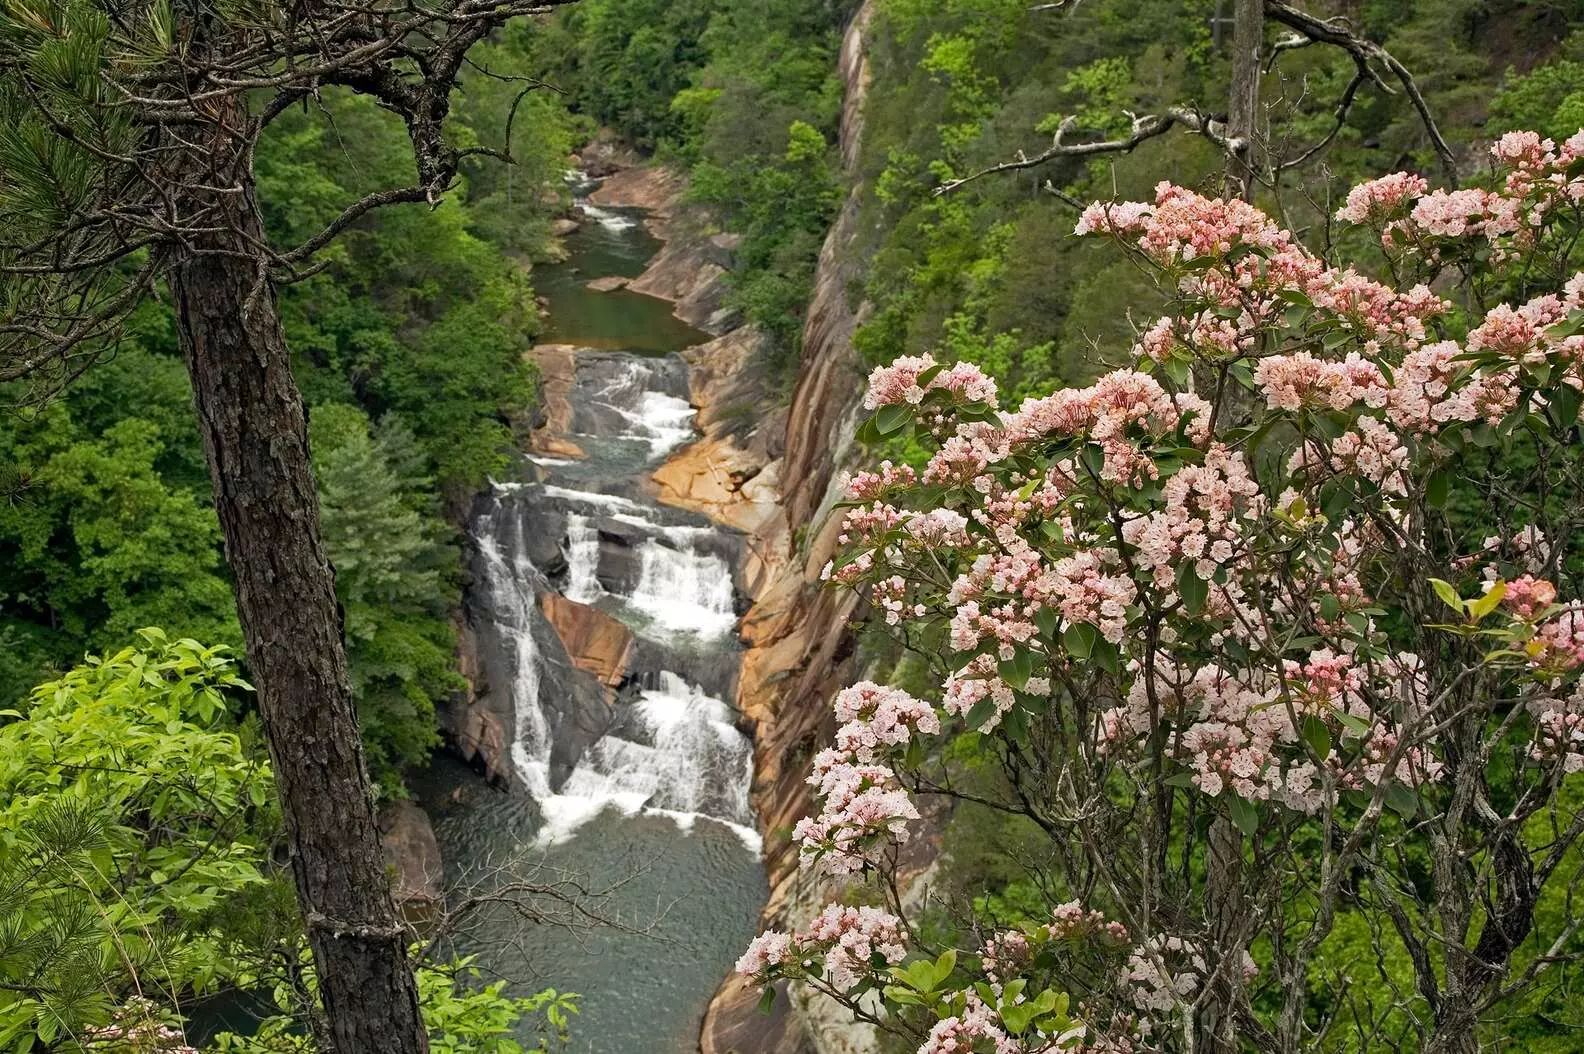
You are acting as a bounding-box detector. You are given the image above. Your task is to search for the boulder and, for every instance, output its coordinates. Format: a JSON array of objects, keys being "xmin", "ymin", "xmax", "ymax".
[
  {"xmin": 539, "ymin": 592, "xmax": 635, "ymax": 689},
  {"xmin": 550, "ymin": 217, "xmax": 581, "ymax": 237},
  {"xmin": 527, "ymin": 344, "xmax": 583, "ymax": 457},
  {"xmin": 586, "ymin": 275, "xmax": 630, "ymax": 292},
  {"xmin": 379, "ymin": 799, "xmax": 445, "ymax": 921},
  {"xmin": 578, "ymin": 131, "xmax": 643, "ymax": 178}
]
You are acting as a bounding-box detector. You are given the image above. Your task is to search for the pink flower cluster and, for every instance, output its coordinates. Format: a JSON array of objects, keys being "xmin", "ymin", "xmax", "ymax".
[
  {"xmin": 1121, "ymin": 444, "xmax": 1263, "ymax": 589},
  {"xmin": 864, "ymin": 353, "xmax": 998, "ymax": 410},
  {"xmin": 736, "ymin": 905, "xmax": 907, "ymax": 993},
  {"xmin": 1253, "ymin": 351, "xmax": 1389, "ymax": 413},
  {"xmin": 794, "ymin": 753, "xmax": 920, "ymax": 874},
  {"xmin": 1335, "ymin": 171, "xmax": 1428, "ymax": 225},
  {"xmin": 833, "ymin": 681, "xmax": 941, "ymax": 761},
  {"xmin": 1529, "ymin": 687, "xmax": 1584, "ymax": 773},
  {"xmin": 1534, "ymin": 610, "xmax": 1584, "ymax": 674},
  {"xmin": 942, "ymin": 654, "xmax": 1020, "ymax": 732},
  {"xmin": 1501, "ymin": 575, "xmax": 1558, "ymax": 620},
  {"xmin": 1120, "ymin": 936, "xmax": 1207, "ymax": 1014},
  {"xmin": 802, "ymin": 904, "xmax": 909, "ymax": 990},
  {"xmin": 844, "ymin": 460, "xmax": 919, "ymax": 501},
  {"xmin": 917, "ymin": 992, "xmax": 1022, "ymax": 1054},
  {"xmin": 1048, "ymin": 900, "xmax": 1131, "ymax": 944}
]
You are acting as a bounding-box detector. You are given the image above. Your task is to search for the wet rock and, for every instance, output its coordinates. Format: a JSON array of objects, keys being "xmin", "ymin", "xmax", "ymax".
[
  {"xmin": 443, "ymin": 617, "xmax": 513, "ymax": 787},
  {"xmin": 588, "ymin": 165, "xmax": 687, "ymax": 221},
  {"xmin": 586, "ymin": 275, "xmax": 630, "ymax": 292},
  {"xmin": 550, "ymin": 217, "xmax": 581, "ymax": 237}
]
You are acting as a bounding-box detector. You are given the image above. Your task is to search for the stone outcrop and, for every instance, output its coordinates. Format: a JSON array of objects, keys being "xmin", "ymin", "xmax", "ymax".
[
  {"xmin": 527, "ymin": 344, "xmax": 586, "ymax": 460},
  {"xmin": 586, "ymin": 275, "xmax": 630, "ymax": 292},
  {"xmin": 379, "ymin": 799, "xmax": 445, "ymax": 923},
  {"xmin": 574, "ymin": 128, "xmax": 644, "ymax": 177},
  {"xmin": 539, "ymin": 592, "xmax": 635, "ymax": 691},
  {"xmin": 650, "ymin": 327, "xmax": 785, "ymax": 541}
]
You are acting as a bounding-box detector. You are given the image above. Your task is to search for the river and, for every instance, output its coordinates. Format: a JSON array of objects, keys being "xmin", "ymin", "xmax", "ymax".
[{"xmin": 413, "ymin": 178, "xmax": 767, "ymax": 1053}]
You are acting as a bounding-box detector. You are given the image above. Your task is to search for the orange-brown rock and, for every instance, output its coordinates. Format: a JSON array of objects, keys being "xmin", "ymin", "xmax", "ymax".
[
  {"xmin": 527, "ymin": 344, "xmax": 586, "ymax": 459},
  {"xmin": 538, "ymin": 592, "xmax": 634, "ymax": 689},
  {"xmin": 443, "ymin": 618, "xmax": 513, "ymax": 786}
]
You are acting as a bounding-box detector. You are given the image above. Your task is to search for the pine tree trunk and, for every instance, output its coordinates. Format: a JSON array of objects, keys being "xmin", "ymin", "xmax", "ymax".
[
  {"xmin": 1224, "ymin": 0, "xmax": 1263, "ymax": 200},
  {"xmin": 167, "ymin": 117, "xmax": 429, "ymax": 1054}
]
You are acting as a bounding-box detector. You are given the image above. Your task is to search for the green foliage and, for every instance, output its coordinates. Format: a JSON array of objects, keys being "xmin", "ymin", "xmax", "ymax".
[
  {"xmin": 0, "ymin": 334, "xmax": 241, "ymax": 701},
  {"xmin": 210, "ymin": 955, "xmax": 579, "ymax": 1054},
  {"xmin": 256, "ymin": 88, "xmax": 545, "ymax": 499},
  {"xmin": 533, "ymin": 0, "xmax": 715, "ymax": 150},
  {"xmin": 0, "ymin": 631, "xmax": 279, "ymax": 1049},
  {"xmin": 309, "ymin": 404, "xmax": 457, "ymax": 795},
  {"xmin": 1491, "ymin": 33, "xmax": 1584, "ymax": 141}
]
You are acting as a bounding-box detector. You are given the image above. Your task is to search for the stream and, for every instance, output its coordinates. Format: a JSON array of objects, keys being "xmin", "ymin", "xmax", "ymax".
[{"xmin": 413, "ymin": 178, "xmax": 767, "ymax": 1053}]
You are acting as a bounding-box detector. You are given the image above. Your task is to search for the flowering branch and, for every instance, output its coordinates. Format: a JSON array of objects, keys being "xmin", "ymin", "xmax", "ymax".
[{"xmin": 741, "ymin": 130, "xmax": 1584, "ymax": 1053}]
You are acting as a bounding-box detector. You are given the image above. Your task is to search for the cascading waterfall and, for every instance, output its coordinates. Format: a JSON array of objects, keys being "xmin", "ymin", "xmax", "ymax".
[
  {"xmin": 577, "ymin": 201, "xmax": 639, "ymax": 232},
  {"xmin": 473, "ymin": 504, "xmax": 554, "ymax": 799},
  {"xmin": 469, "ymin": 355, "xmax": 753, "ymax": 848},
  {"xmin": 563, "ymin": 513, "xmax": 602, "ymax": 604},
  {"xmin": 628, "ymin": 540, "xmax": 738, "ymax": 639},
  {"xmin": 587, "ymin": 358, "xmax": 698, "ymax": 458}
]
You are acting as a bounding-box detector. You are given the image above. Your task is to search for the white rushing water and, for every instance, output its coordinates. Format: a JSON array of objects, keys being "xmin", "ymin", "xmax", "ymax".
[
  {"xmin": 586, "ymin": 360, "xmax": 699, "ymax": 457},
  {"xmin": 628, "ymin": 540, "xmax": 738, "ymax": 639},
  {"xmin": 474, "ymin": 518, "xmax": 555, "ymax": 800},
  {"xmin": 543, "ymin": 672, "xmax": 758, "ymax": 850},
  {"xmin": 564, "ymin": 513, "xmax": 603, "ymax": 604},
  {"xmin": 577, "ymin": 201, "xmax": 640, "ymax": 232}
]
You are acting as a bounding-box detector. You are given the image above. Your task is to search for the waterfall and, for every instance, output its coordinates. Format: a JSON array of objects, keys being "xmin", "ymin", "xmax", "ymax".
[
  {"xmin": 564, "ymin": 513, "xmax": 602, "ymax": 603},
  {"xmin": 588, "ymin": 359, "xmax": 698, "ymax": 458},
  {"xmin": 550, "ymin": 672, "xmax": 757, "ymax": 849},
  {"xmin": 628, "ymin": 540, "xmax": 737, "ymax": 639},
  {"xmin": 465, "ymin": 350, "xmax": 754, "ymax": 850},
  {"xmin": 474, "ymin": 504, "xmax": 554, "ymax": 799}
]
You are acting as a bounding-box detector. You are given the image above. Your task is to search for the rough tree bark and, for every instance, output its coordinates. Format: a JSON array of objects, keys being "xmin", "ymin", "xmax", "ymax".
[
  {"xmin": 167, "ymin": 105, "xmax": 428, "ymax": 1054},
  {"xmin": 1225, "ymin": 0, "xmax": 1264, "ymax": 199}
]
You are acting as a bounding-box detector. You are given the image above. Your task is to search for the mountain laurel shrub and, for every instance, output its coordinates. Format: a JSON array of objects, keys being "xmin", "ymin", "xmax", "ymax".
[{"xmin": 737, "ymin": 131, "xmax": 1584, "ymax": 1053}]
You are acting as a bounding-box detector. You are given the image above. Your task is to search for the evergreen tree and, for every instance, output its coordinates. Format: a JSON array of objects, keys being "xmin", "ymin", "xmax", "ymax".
[{"xmin": 0, "ymin": 0, "xmax": 573, "ymax": 1047}]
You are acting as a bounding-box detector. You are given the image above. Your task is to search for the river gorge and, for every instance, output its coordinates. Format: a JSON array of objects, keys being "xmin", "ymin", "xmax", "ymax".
[{"xmin": 402, "ymin": 7, "xmax": 882, "ymax": 1051}]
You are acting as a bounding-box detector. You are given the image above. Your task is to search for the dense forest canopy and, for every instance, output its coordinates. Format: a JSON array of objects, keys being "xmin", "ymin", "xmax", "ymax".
[{"xmin": 8, "ymin": 0, "xmax": 1584, "ymax": 1049}]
